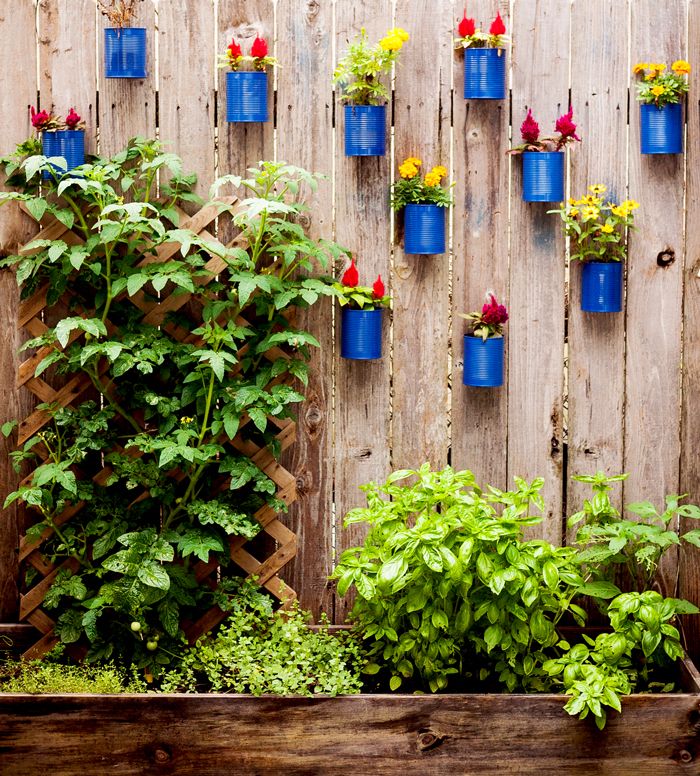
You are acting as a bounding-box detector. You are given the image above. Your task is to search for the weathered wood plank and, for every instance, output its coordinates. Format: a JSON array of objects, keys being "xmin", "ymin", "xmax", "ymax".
[
  {"xmin": 392, "ymin": 0, "xmax": 452, "ymax": 472},
  {"xmin": 275, "ymin": 0, "xmax": 334, "ymax": 619},
  {"xmin": 97, "ymin": 0, "xmax": 156, "ymax": 158},
  {"xmin": 625, "ymin": 0, "xmax": 685, "ymax": 595},
  {"xmin": 1, "ymin": 693, "xmax": 699, "ymax": 775},
  {"xmin": 567, "ymin": 0, "xmax": 628, "ymax": 527},
  {"xmin": 333, "ymin": 0, "xmax": 393, "ymax": 623},
  {"xmin": 450, "ymin": 0, "xmax": 510, "ymax": 489},
  {"xmin": 508, "ymin": 0, "xmax": 569, "ymax": 543}
]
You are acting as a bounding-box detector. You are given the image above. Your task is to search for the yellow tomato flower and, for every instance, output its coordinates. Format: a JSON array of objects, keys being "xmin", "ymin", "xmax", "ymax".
[
  {"xmin": 581, "ymin": 206, "xmax": 600, "ymax": 220},
  {"xmin": 399, "ymin": 161, "xmax": 419, "ymax": 178},
  {"xmin": 588, "ymin": 184, "xmax": 607, "ymax": 195},
  {"xmin": 600, "ymin": 224, "xmax": 615, "ymax": 234},
  {"xmin": 672, "ymin": 59, "xmax": 691, "ymax": 75},
  {"xmin": 380, "ymin": 33, "xmax": 403, "ymax": 51},
  {"xmin": 424, "ymin": 171, "xmax": 442, "ymax": 187}
]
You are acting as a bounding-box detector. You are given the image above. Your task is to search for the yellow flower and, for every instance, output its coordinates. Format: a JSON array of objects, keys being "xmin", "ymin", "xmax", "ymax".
[
  {"xmin": 600, "ymin": 224, "xmax": 614, "ymax": 233},
  {"xmin": 568, "ymin": 197, "xmax": 578, "ymax": 205},
  {"xmin": 405, "ymin": 156, "xmax": 422, "ymax": 167},
  {"xmin": 650, "ymin": 84, "xmax": 665, "ymax": 97},
  {"xmin": 621, "ymin": 199, "xmax": 639, "ymax": 211},
  {"xmin": 431, "ymin": 165, "xmax": 447, "ymax": 179},
  {"xmin": 569, "ymin": 208, "xmax": 579, "ymax": 217},
  {"xmin": 588, "ymin": 184, "xmax": 607, "ymax": 195},
  {"xmin": 611, "ymin": 205, "xmax": 627, "ymax": 218},
  {"xmin": 581, "ymin": 206, "xmax": 600, "ymax": 220},
  {"xmin": 633, "ymin": 62, "xmax": 648, "ymax": 74},
  {"xmin": 424, "ymin": 171, "xmax": 442, "ymax": 187},
  {"xmin": 180, "ymin": 416, "xmax": 194, "ymax": 424},
  {"xmin": 581, "ymin": 194, "xmax": 602, "ymax": 205},
  {"xmin": 672, "ymin": 59, "xmax": 691, "ymax": 75},
  {"xmin": 380, "ymin": 33, "xmax": 403, "ymax": 51},
  {"xmin": 389, "ymin": 27, "xmax": 409, "ymax": 42},
  {"xmin": 399, "ymin": 161, "xmax": 419, "ymax": 178}
]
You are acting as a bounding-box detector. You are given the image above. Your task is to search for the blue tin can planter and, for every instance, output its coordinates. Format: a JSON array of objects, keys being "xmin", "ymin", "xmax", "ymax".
[
  {"xmin": 463, "ymin": 48, "xmax": 507, "ymax": 100},
  {"xmin": 341, "ymin": 308, "xmax": 383, "ymax": 360},
  {"xmin": 581, "ymin": 261, "xmax": 623, "ymax": 313},
  {"xmin": 104, "ymin": 27, "xmax": 147, "ymax": 79},
  {"xmin": 463, "ymin": 335, "xmax": 504, "ymax": 388},
  {"xmin": 226, "ymin": 71, "xmax": 268, "ymax": 123},
  {"xmin": 60, "ymin": 130, "xmax": 85, "ymax": 172},
  {"xmin": 344, "ymin": 104, "xmax": 386, "ymax": 157},
  {"xmin": 640, "ymin": 103, "xmax": 683, "ymax": 154},
  {"xmin": 41, "ymin": 131, "xmax": 62, "ymax": 180},
  {"xmin": 522, "ymin": 151, "xmax": 564, "ymax": 202},
  {"xmin": 404, "ymin": 204, "xmax": 446, "ymax": 255}
]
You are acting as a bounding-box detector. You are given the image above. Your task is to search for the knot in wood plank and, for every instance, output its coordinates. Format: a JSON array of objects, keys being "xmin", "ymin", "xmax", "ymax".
[
  {"xmin": 657, "ymin": 248, "xmax": 675, "ymax": 268},
  {"xmin": 416, "ymin": 729, "xmax": 446, "ymax": 752}
]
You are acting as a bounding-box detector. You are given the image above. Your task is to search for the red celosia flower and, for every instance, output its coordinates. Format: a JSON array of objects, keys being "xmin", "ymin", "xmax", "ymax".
[
  {"xmin": 520, "ymin": 109, "xmax": 540, "ymax": 144},
  {"xmin": 458, "ymin": 11, "xmax": 476, "ymax": 38},
  {"xmin": 30, "ymin": 106, "xmax": 51, "ymax": 130},
  {"xmin": 481, "ymin": 294, "xmax": 508, "ymax": 325},
  {"xmin": 251, "ymin": 36, "xmax": 268, "ymax": 59},
  {"xmin": 555, "ymin": 107, "xmax": 580, "ymax": 142},
  {"xmin": 341, "ymin": 258, "xmax": 359, "ymax": 287},
  {"xmin": 372, "ymin": 274, "xmax": 385, "ymax": 299},
  {"xmin": 228, "ymin": 38, "xmax": 242, "ymax": 60},
  {"xmin": 65, "ymin": 108, "xmax": 81, "ymax": 130},
  {"xmin": 489, "ymin": 12, "xmax": 506, "ymax": 36}
]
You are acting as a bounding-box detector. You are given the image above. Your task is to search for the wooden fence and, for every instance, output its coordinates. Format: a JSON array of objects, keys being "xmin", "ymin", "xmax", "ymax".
[{"xmin": 1, "ymin": 0, "xmax": 700, "ymax": 641}]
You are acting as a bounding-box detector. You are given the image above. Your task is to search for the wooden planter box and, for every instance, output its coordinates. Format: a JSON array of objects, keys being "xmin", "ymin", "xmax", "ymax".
[{"xmin": 2, "ymin": 660, "xmax": 699, "ymax": 776}]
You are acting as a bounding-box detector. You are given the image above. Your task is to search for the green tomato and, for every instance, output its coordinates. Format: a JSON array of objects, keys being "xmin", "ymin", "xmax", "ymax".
[
  {"xmin": 130, "ymin": 621, "xmax": 142, "ymax": 632},
  {"xmin": 146, "ymin": 640, "xmax": 158, "ymax": 651}
]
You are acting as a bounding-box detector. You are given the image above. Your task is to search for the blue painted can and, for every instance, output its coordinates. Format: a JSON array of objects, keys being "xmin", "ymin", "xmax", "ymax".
[
  {"xmin": 640, "ymin": 103, "xmax": 683, "ymax": 154},
  {"xmin": 226, "ymin": 71, "xmax": 268, "ymax": 122},
  {"xmin": 60, "ymin": 130, "xmax": 85, "ymax": 171},
  {"xmin": 581, "ymin": 261, "xmax": 623, "ymax": 313},
  {"xmin": 341, "ymin": 307, "xmax": 383, "ymax": 360},
  {"xmin": 104, "ymin": 27, "xmax": 147, "ymax": 79},
  {"xmin": 344, "ymin": 104, "xmax": 386, "ymax": 156},
  {"xmin": 404, "ymin": 204, "xmax": 446, "ymax": 255},
  {"xmin": 522, "ymin": 151, "xmax": 564, "ymax": 202},
  {"xmin": 463, "ymin": 335, "xmax": 504, "ymax": 387},
  {"xmin": 41, "ymin": 131, "xmax": 62, "ymax": 180},
  {"xmin": 463, "ymin": 48, "xmax": 507, "ymax": 100}
]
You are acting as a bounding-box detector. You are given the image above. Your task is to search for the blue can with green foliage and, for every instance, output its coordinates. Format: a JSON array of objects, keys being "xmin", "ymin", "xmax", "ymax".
[
  {"xmin": 640, "ymin": 103, "xmax": 682, "ymax": 154},
  {"xmin": 227, "ymin": 71, "xmax": 268, "ymax": 123},
  {"xmin": 404, "ymin": 204, "xmax": 446, "ymax": 255},
  {"xmin": 522, "ymin": 151, "xmax": 564, "ymax": 202},
  {"xmin": 341, "ymin": 308, "xmax": 382, "ymax": 360},
  {"xmin": 104, "ymin": 27, "xmax": 147, "ymax": 79},
  {"xmin": 463, "ymin": 48, "xmax": 507, "ymax": 100},
  {"xmin": 463, "ymin": 335, "xmax": 504, "ymax": 387},
  {"xmin": 41, "ymin": 131, "xmax": 61, "ymax": 179},
  {"xmin": 581, "ymin": 261, "xmax": 623, "ymax": 313},
  {"xmin": 60, "ymin": 130, "xmax": 85, "ymax": 171},
  {"xmin": 344, "ymin": 104, "xmax": 386, "ymax": 156}
]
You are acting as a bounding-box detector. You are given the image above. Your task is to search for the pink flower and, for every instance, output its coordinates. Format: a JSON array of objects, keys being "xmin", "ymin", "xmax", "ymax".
[
  {"xmin": 555, "ymin": 107, "xmax": 580, "ymax": 142},
  {"xmin": 458, "ymin": 12, "xmax": 476, "ymax": 38},
  {"xmin": 64, "ymin": 108, "xmax": 82, "ymax": 130},
  {"xmin": 489, "ymin": 12, "xmax": 506, "ymax": 36},
  {"xmin": 30, "ymin": 106, "xmax": 51, "ymax": 130},
  {"xmin": 481, "ymin": 295, "xmax": 508, "ymax": 325},
  {"xmin": 251, "ymin": 36, "xmax": 268, "ymax": 59},
  {"xmin": 372, "ymin": 275, "xmax": 385, "ymax": 299},
  {"xmin": 520, "ymin": 109, "xmax": 540, "ymax": 144},
  {"xmin": 341, "ymin": 258, "xmax": 359, "ymax": 287}
]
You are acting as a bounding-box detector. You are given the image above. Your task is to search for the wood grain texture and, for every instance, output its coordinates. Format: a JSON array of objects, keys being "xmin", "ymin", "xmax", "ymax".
[
  {"xmin": 567, "ymin": 0, "xmax": 628, "ymax": 526},
  {"xmin": 391, "ymin": 0, "xmax": 452, "ymax": 471},
  {"xmin": 276, "ymin": 0, "xmax": 335, "ymax": 619},
  {"xmin": 624, "ymin": 0, "xmax": 685, "ymax": 595},
  {"xmin": 158, "ymin": 0, "xmax": 216, "ymax": 199},
  {"xmin": 333, "ymin": 0, "xmax": 393, "ymax": 623},
  {"xmin": 1, "ymin": 691, "xmax": 699, "ymax": 775},
  {"xmin": 450, "ymin": 0, "xmax": 510, "ymax": 489},
  {"xmin": 97, "ymin": 0, "xmax": 156, "ymax": 158},
  {"xmin": 508, "ymin": 0, "xmax": 569, "ymax": 544}
]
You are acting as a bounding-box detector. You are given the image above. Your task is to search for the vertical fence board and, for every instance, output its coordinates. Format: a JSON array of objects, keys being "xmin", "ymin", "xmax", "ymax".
[
  {"xmin": 276, "ymin": 0, "xmax": 334, "ymax": 619},
  {"xmin": 158, "ymin": 0, "xmax": 215, "ymax": 199},
  {"xmin": 680, "ymin": 0, "xmax": 700, "ymax": 658},
  {"xmin": 625, "ymin": 0, "xmax": 685, "ymax": 593},
  {"xmin": 97, "ymin": 0, "xmax": 156, "ymax": 158},
  {"xmin": 0, "ymin": 0, "xmax": 37, "ymax": 620},
  {"xmin": 333, "ymin": 0, "xmax": 393, "ymax": 622},
  {"xmin": 392, "ymin": 0, "xmax": 452, "ymax": 471},
  {"xmin": 451, "ymin": 0, "xmax": 510, "ymax": 488},
  {"xmin": 567, "ymin": 0, "xmax": 628, "ymax": 524},
  {"xmin": 508, "ymin": 0, "xmax": 569, "ymax": 543}
]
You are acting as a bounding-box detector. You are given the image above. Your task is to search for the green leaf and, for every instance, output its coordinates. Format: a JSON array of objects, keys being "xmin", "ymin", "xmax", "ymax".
[
  {"xmin": 137, "ymin": 562, "xmax": 171, "ymax": 591},
  {"xmin": 25, "ymin": 198, "xmax": 47, "ymax": 222},
  {"xmin": 389, "ymin": 675, "xmax": 402, "ymax": 691},
  {"xmin": 577, "ymin": 581, "xmax": 621, "ymax": 599}
]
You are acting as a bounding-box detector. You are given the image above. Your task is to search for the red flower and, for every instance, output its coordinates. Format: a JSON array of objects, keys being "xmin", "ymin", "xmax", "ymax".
[
  {"xmin": 520, "ymin": 109, "xmax": 540, "ymax": 144},
  {"xmin": 481, "ymin": 294, "xmax": 508, "ymax": 325},
  {"xmin": 372, "ymin": 274, "xmax": 385, "ymax": 299},
  {"xmin": 555, "ymin": 107, "xmax": 580, "ymax": 142},
  {"xmin": 65, "ymin": 108, "xmax": 81, "ymax": 130},
  {"xmin": 30, "ymin": 106, "xmax": 51, "ymax": 130},
  {"xmin": 489, "ymin": 12, "xmax": 506, "ymax": 36},
  {"xmin": 341, "ymin": 258, "xmax": 359, "ymax": 287},
  {"xmin": 458, "ymin": 11, "xmax": 476, "ymax": 38},
  {"xmin": 251, "ymin": 36, "xmax": 268, "ymax": 59},
  {"xmin": 228, "ymin": 38, "xmax": 242, "ymax": 60}
]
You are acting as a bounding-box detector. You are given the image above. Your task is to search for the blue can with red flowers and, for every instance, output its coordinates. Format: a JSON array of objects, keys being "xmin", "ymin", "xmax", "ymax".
[
  {"xmin": 522, "ymin": 151, "xmax": 564, "ymax": 202},
  {"xmin": 463, "ymin": 335, "xmax": 504, "ymax": 387},
  {"xmin": 104, "ymin": 27, "xmax": 147, "ymax": 79},
  {"xmin": 640, "ymin": 103, "xmax": 683, "ymax": 154},
  {"xmin": 227, "ymin": 71, "xmax": 269, "ymax": 122},
  {"xmin": 344, "ymin": 104, "xmax": 386, "ymax": 156},
  {"xmin": 464, "ymin": 49, "xmax": 507, "ymax": 100},
  {"xmin": 341, "ymin": 308, "xmax": 383, "ymax": 360},
  {"xmin": 403, "ymin": 204, "xmax": 446, "ymax": 255},
  {"xmin": 581, "ymin": 261, "xmax": 623, "ymax": 313}
]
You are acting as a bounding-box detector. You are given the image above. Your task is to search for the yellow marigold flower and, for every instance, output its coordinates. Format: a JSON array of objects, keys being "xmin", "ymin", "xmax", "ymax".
[
  {"xmin": 633, "ymin": 62, "xmax": 648, "ymax": 74},
  {"xmin": 621, "ymin": 199, "xmax": 639, "ymax": 211},
  {"xmin": 399, "ymin": 161, "xmax": 418, "ymax": 178},
  {"xmin": 404, "ymin": 156, "xmax": 422, "ymax": 167},
  {"xmin": 650, "ymin": 84, "xmax": 665, "ymax": 97},
  {"xmin": 431, "ymin": 165, "xmax": 448, "ymax": 179},
  {"xmin": 424, "ymin": 171, "xmax": 442, "ymax": 187},
  {"xmin": 581, "ymin": 206, "xmax": 600, "ymax": 220},
  {"xmin": 389, "ymin": 27, "xmax": 410, "ymax": 42},
  {"xmin": 600, "ymin": 224, "xmax": 615, "ymax": 234},
  {"xmin": 672, "ymin": 59, "xmax": 691, "ymax": 75},
  {"xmin": 380, "ymin": 33, "xmax": 403, "ymax": 51},
  {"xmin": 588, "ymin": 184, "xmax": 607, "ymax": 195}
]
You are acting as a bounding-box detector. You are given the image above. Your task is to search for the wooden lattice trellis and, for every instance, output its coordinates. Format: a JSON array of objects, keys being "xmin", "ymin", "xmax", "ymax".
[{"xmin": 14, "ymin": 199, "xmax": 300, "ymax": 659}]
